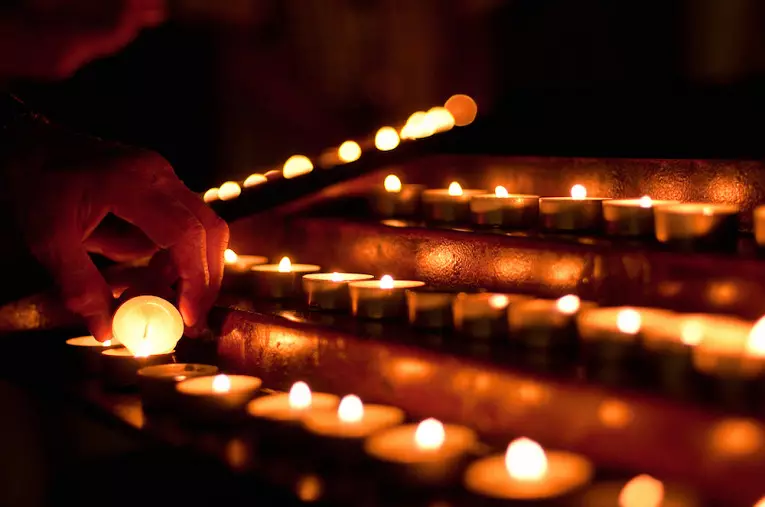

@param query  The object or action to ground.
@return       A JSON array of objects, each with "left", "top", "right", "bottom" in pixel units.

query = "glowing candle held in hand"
[
  {"left": 112, "top": 296, "right": 184, "bottom": 358},
  {"left": 303, "top": 394, "right": 405, "bottom": 439}
]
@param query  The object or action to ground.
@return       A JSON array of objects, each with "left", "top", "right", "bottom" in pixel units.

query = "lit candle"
[
  {"left": 364, "top": 418, "right": 477, "bottom": 487},
  {"left": 302, "top": 272, "right": 374, "bottom": 311},
  {"left": 375, "top": 127, "right": 400, "bottom": 151},
  {"left": 64, "top": 335, "right": 120, "bottom": 376},
  {"left": 453, "top": 292, "right": 530, "bottom": 340},
  {"left": 508, "top": 295, "right": 596, "bottom": 355},
  {"left": 243, "top": 173, "right": 267, "bottom": 188},
  {"left": 581, "top": 474, "right": 701, "bottom": 507},
  {"left": 469, "top": 187, "right": 540, "bottom": 229},
  {"left": 539, "top": 185, "right": 610, "bottom": 232},
  {"left": 224, "top": 248, "right": 268, "bottom": 274},
  {"left": 203, "top": 188, "right": 219, "bottom": 203},
  {"left": 303, "top": 394, "right": 405, "bottom": 442},
  {"left": 111, "top": 295, "right": 184, "bottom": 358},
  {"left": 175, "top": 373, "right": 263, "bottom": 421},
  {"left": 406, "top": 287, "right": 465, "bottom": 331},
  {"left": 370, "top": 174, "right": 425, "bottom": 219},
  {"left": 251, "top": 256, "right": 321, "bottom": 299},
  {"left": 247, "top": 381, "right": 340, "bottom": 423},
  {"left": 217, "top": 181, "right": 241, "bottom": 201},
  {"left": 283, "top": 155, "right": 314, "bottom": 179},
  {"left": 337, "top": 140, "right": 361, "bottom": 163},
  {"left": 101, "top": 347, "right": 176, "bottom": 390},
  {"left": 603, "top": 196, "right": 679, "bottom": 236},
  {"left": 348, "top": 275, "right": 425, "bottom": 319},
  {"left": 654, "top": 203, "right": 740, "bottom": 252},
  {"left": 464, "top": 437, "right": 593, "bottom": 502},
  {"left": 137, "top": 363, "right": 219, "bottom": 411},
  {"left": 421, "top": 182, "right": 485, "bottom": 224}
]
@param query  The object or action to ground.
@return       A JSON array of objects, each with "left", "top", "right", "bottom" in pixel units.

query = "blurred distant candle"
[
  {"left": 464, "top": 437, "right": 593, "bottom": 503},
  {"left": 654, "top": 203, "right": 740, "bottom": 252},
  {"left": 217, "top": 181, "right": 241, "bottom": 201},
  {"left": 302, "top": 272, "right": 374, "bottom": 310},
  {"left": 365, "top": 418, "right": 477, "bottom": 487},
  {"left": 470, "top": 186, "right": 540, "bottom": 229},
  {"left": 581, "top": 474, "right": 700, "bottom": 507},
  {"left": 453, "top": 292, "right": 530, "bottom": 340},
  {"left": 251, "top": 256, "right": 321, "bottom": 299},
  {"left": 349, "top": 275, "right": 425, "bottom": 319},
  {"left": 337, "top": 140, "right": 362, "bottom": 163},
  {"left": 422, "top": 182, "right": 484, "bottom": 224},
  {"left": 224, "top": 249, "right": 267, "bottom": 274},
  {"left": 371, "top": 174, "right": 425, "bottom": 218},
  {"left": 243, "top": 173, "right": 267, "bottom": 188},
  {"left": 203, "top": 187, "right": 219, "bottom": 203},
  {"left": 406, "top": 287, "right": 465, "bottom": 331},
  {"left": 603, "top": 196, "right": 679, "bottom": 236},
  {"left": 375, "top": 127, "right": 400, "bottom": 151},
  {"left": 283, "top": 155, "right": 314, "bottom": 178},
  {"left": 176, "top": 373, "right": 263, "bottom": 421},
  {"left": 508, "top": 295, "right": 596, "bottom": 355},
  {"left": 539, "top": 185, "right": 609, "bottom": 232}
]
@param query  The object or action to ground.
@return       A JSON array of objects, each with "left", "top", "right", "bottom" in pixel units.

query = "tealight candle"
[
  {"left": 101, "top": 347, "right": 175, "bottom": 390},
  {"left": 251, "top": 257, "right": 321, "bottom": 299},
  {"left": 453, "top": 292, "right": 530, "bottom": 340},
  {"left": 422, "top": 182, "right": 484, "bottom": 224},
  {"left": 602, "top": 196, "right": 679, "bottom": 237},
  {"left": 302, "top": 272, "right": 374, "bottom": 311},
  {"left": 581, "top": 474, "right": 700, "bottom": 507},
  {"left": 223, "top": 248, "right": 268, "bottom": 292},
  {"left": 539, "top": 185, "right": 609, "bottom": 232},
  {"left": 508, "top": 295, "right": 596, "bottom": 355},
  {"left": 464, "top": 437, "right": 593, "bottom": 503},
  {"left": 754, "top": 205, "right": 765, "bottom": 249},
  {"left": 469, "top": 186, "right": 540, "bottom": 229},
  {"left": 365, "top": 418, "right": 478, "bottom": 487},
  {"left": 137, "top": 363, "right": 219, "bottom": 411},
  {"left": 111, "top": 295, "right": 184, "bottom": 358},
  {"left": 406, "top": 287, "right": 467, "bottom": 331},
  {"left": 654, "top": 203, "right": 740, "bottom": 252},
  {"left": 371, "top": 175, "right": 425, "bottom": 218},
  {"left": 64, "top": 335, "right": 120, "bottom": 376},
  {"left": 176, "top": 373, "right": 263, "bottom": 422},
  {"left": 348, "top": 275, "right": 425, "bottom": 320}
]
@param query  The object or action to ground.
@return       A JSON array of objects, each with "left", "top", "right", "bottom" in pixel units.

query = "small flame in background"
[
  {"left": 495, "top": 185, "right": 509, "bottom": 198},
  {"left": 556, "top": 294, "right": 581, "bottom": 315},
  {"left": 571, "top": 184, "right": 587, "bottom": 200},
  {"left": 380, "top": 275, "right": 395, "bottom": 289},
  {"left": 203, "top": 188, "right": 219, "bottom": 203},
  {"left": 488, "top": 294, "right": 510, "bottom": 309},
  {"left": 384, "top": 174, "right": 402, "bottom": 193},
  {"left": 414, "top": 418, "right": 445, "bottom": 450},
  {"left": 338, "top": 395, "right": 364, "bottom": 423},
  {"left": 375, "top": 127, "right": 400, "bottom": 151},
  {"left": 243, "top": 173, "right": 267, "bottom": 188},
  {"left": 505, "top": 437, "right": 548, "bottom": 481},
  {"left": 289, "top": 381, "right": 312, "bottom": 410},
  {"left": 218, "top": 181, "right": 241, "bottom": 201},
  {"left": 212, "top": 374, "right": 231, "bottom": 393},
  {"left": 278, "top": 257, "right": 292, "bottom": 273},
  {"left": 283, "top": 155, "right": 314, "bottom": 179},
  {"left": 448, "top": 181, "right": 463, "bottom": 196},
  {"left": 444, "top": 94, "right": 477, "bottom": 127},
  {"left": 616, "top": 309, "right": 642, "bottom": 335},
  {"left": 337, "top": 140, "right": 361, "bottom": 163},
  {"left": 747, "top": 315, "right": 765, "bottom": 357},
  {"left": 224, "top": 249, "right": 238, "bottom": 264},
  {"left": 639, "top": 195, "right": 653, "bottom": 208},
  {"left": 618, "top": 474, "right": 665, "bottom": 507}
]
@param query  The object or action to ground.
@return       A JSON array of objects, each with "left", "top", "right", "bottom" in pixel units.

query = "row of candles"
[
  {"left": 373, "top": 175, "right": 750, "bottom": 250},
  {"left": 64, "top": 295, "right": 728, "bottom": 506},
  {"left": 224, "top": 250, "right": 765, "bottom": 410}
]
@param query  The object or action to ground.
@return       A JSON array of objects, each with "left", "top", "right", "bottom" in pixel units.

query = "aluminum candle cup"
[
  {"left": 539, "top": 197, "right": 609, "bottom": 232},
  {"left": 176, "top": 374, "right": 263, "bottom": 422},
  {"left": 349, "top": 277, "right": 426, "bottom": 320},
  {"left": 251, "top": 257, "right": 321, "bottom": 299},
  {"left": 508, "top": 297, "right": 596, "bottom": 354},
  {"left": 371, "top": 183, "right": 425, "bottom": 218},
  {"left": 406, "top": 287, "right": 465, "bottom": 330},
  {"left": 603, "top": 198, "right": 679, "bottom": 237},
  {"left": 654, "top": 203, "right": 739, "bottom": 252},
  {"left": 469, "top": 192, "right": 540, "bottom": 229},
  {"left": 302, "top": 273, "right": 374, "bottom": 311},
  {"left": 137, "top": 363, "right": 219, "bottom": 411},
  {"left": 223, "top": 249, "right": 267, "bottom": 292},
  {"left": 422, "top": 184, "right": 484, "bottom": 224},
  {"left": 101, "top": 347, "right": 175, "bottom": 390},
  {"left": 453, "top": 293, "right": 530, "bottom": 340},
  {"left": 65, "top": 335, "right": 120, "bottom": 376}
]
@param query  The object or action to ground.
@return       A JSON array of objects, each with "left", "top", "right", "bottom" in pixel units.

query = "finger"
[
  {"left": 31, "top": 231, "right": 114, "bottom": 341},
  {"left": 84, "top": 221, "right": 158, "bottom": 262}
]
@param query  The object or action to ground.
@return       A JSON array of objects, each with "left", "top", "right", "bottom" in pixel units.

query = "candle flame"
[
  {"left": 218, "top": 181, "right": 242, "bottom": 201},
  {"left": 400, "top": 111, "right": 429, "bottom": 139},
  {"left": 571, "top": 184, "right": 587, "bottom": 200},
  {"left": 489, "top": 294, "right": 510, "bottom": 309},
  {"left": 680, "top": 319, "right": 704, "bottom": 346},
  {"left": 703, "top": 206, "right": 714, "bottom": 216},
  {"left": 375, "top": 127, "right": 400, "bottom": 151},
  {"left": 495, "top": 185, "right": 509, "bottom": 198},
  {"left": 556, "top": 294, "right": 581, "bottom": 315},
  {"left": 278, "top": 257, "right": 292, "bottom": 273},
  {"left": 283, "top": 155, "right": 314, "bottom": 179},
  {"left": 224, "top": 248, "right": 238, "bottom": 264},
  {"left": 102, "top": 340, "right": 112, "bottom": 347},
  {"left": 618, "top": 475, "right": 665, "bottom": 507},
  {"left": 384, "top": 174, "right": 402, "bottom": 193},
  {"left": 639, "top": 195, "right": 653, "bottom": 208},
  {"left": 424, "top": 107, "right": 456, "bottom": 133},
  {"left": 414, "top": 418, "right": 445, "bottom": 450},
  {"left": 505, "top": 437, "right": 548, "bottom": 481},
  {"left": 755, "top": 497, "right": 765, "bottom": 507},
  {"left": 203, "top": 188, "right": 219, "bottom": 203},
  {"left": 338, "top": 140, "right": 361, "bottom": 163},
  {"left": 380, "top": 275, "right": 395, "bottom": 289},
  {"left": 747, "top": 315, "right": 765, "bottom": 357},
  {"left": 212, "top": 374, "right": 231, "bottom": 393},
  {"left": 338, "top": 394, "right": 364, "bottom": 423},
  {"left": 135, "top": 341, "right": 151, "bottom": 358},
  {"left": 448, "top": 181, "right": 463, "bottom": 196},
  {"left": 243, "top": 173, "right": 267, "bottom": 188},
  {"left": 617, "top": 309, "right": 642, "bottom": 335},
  {"left": 330, "top": 272, "right": 343, "bottom": 282},
  {"left": 289, "top": 381, "right": 312, "bottom": 410}
]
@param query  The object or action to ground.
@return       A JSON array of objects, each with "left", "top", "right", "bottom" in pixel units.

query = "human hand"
[{"left": 2, "top": 120, "right": 229, "bottom": 341}]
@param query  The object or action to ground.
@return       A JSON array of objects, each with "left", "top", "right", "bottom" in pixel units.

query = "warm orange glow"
[
  {"left": 489, "top": 294, "right": 510, "bottom": 309},
  {"left": 747, "top": 315, "right": 765, "bottom": 357},
  {"left": 203, "top": 188, "right": 219, "bottom": 203},
  {"left": 218, "top": 181, "right": 241, "bottom": 201},
  {"left": 400, "top": 111, "right": 429, "bottom": 139},
  {"left": 380, "top": 275, "right": 395, "bottom": 289},
  {"left": 444, "top": 94, "right": 478, "bottom": 127},
  {"left": 424, "top": 107, "right": 455, "bottom": 134},
  {"left": 224, "top": 249, "right": 238, "bottom": 264},
  {"left": 703, "top": 206, "right": 714, "bottom": 216},
  {"left": 414, "top": 418, "right": 445, "bottom": 450},
  {"left": 617, "top": 309, "right": 642, "bottom": 334},
  {"left": 598, "top": 399, "right": 633, "bottom": 429},
  {"left": 448, "top": 181, "right": 463, "bottom": 196},
  {"left": 338, "top": 140, "right": 361, "bottom": 163},
  {"left": 375, "top": 127, "right": 400, "bottom": 151},
  {"left": 289, "top": 381, "right": 312, "bottom": 410},
  {"left": 495, "top": 185, "right": 509, "bottom": 198},
  {"left": 639, "top": 195, "right": 653, "bottom": 208},
  {"left": 384, "top": 174, "right": 402, "bottom": 193},
  {"left": 212, "top": 374, "right": 231, "bottom": 393},
  {"left": 556, "top": 295, "right": 581, "bottom": 315},
  {"left": 571, "top": 184, "right": 587, "bottom": 200},
  {"left": 680, "top": 319, "right": 705, "bottom": 346},
  {"left": 709, "top": 418, "right": 764, "bottom": 457},
  {"left": 277, "top": 257, "right": 292, "bottom": 273},
  {"left": 338, "top": 394, "right": 364, "bottom": 423},
  {"left": 102, "top": 340, "right": 112, "bottom": 347},
  {"left": 618, "top": 475, "right": 665, "bottom": 507},
  {"left": 505, "top": 438, "right": 548, "bottom": 481},
  {"left": 283, "top": 155, "right": 313, "bottom": 179},
  {"left": 243, "top": 173, "right": 267, "bottom": 188},
  {"left": 296, "top": 475, "right": 323, "bottom": 503},
  {"left": 755, "top": 497, "right": 765, "bottom": 507},
  {"left": 330, "top": 272, "right": 343, "bottom": 282},
  {"left": 135, "top": 340, "right": 151, "bottom": 358}
]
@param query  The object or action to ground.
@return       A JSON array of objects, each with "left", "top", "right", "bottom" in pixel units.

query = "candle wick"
[{"left": 143, "top": 321, "right": 150, "bottom": 340}]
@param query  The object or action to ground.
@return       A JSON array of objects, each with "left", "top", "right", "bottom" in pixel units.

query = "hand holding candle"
[{"left": 111, "top": 295, "right": 184, "bottom": 357}]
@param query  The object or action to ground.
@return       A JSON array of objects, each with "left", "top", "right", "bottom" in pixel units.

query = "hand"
[{"left": 2, "top": 120, "right": 229, "bottom": 341}]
